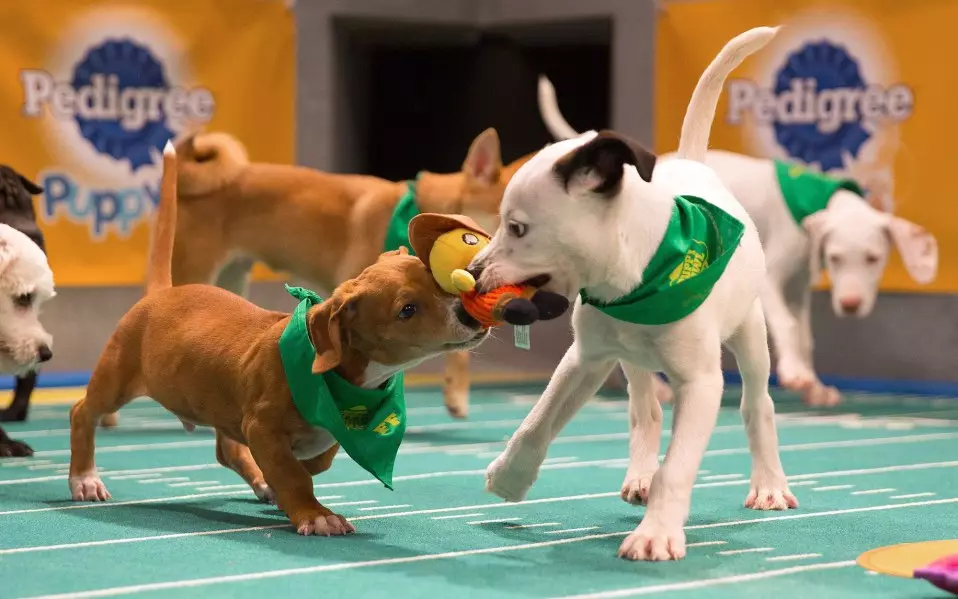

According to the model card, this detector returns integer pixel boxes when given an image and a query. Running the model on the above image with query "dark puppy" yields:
[0,166,46,456]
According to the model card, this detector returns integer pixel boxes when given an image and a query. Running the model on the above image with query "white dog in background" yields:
[539,74,939,408]
[470,26,795,561]
[0,224,55,376]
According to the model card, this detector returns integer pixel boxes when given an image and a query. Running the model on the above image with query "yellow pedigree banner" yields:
[0,0,293,286]
[656,0,958,292]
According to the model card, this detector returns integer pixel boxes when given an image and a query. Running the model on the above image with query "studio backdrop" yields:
[656,0,958,293]
[0,0,294,286]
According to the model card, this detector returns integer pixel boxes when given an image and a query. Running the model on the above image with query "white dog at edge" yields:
[539,57,939,408]
[0,224,55,375]
[468,26,795,561]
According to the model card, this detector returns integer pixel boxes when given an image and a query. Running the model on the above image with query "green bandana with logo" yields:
[580,195,745,326]
[382,175,422,254]
[774,159,864,225]
[278,285,406,489]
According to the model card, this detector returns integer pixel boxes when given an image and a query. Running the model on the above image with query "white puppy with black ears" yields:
[0,224,55,375]
[469,26,796,562]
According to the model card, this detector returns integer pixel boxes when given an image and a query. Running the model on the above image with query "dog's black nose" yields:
[467,264,484,281]
[37,345,52,363]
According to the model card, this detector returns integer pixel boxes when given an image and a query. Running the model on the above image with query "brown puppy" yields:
[69,142,487,536]
[164,129,532,420]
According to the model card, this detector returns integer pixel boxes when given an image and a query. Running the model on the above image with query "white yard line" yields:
[811,485,854,492]
[467,518,522,525]
[717,547,773,556]
[137,477,190,485]
[430,513,484,520]
[167,481,222,488]
[889,492,935,499]
[850,488,896,495]
[700,474,742,481]
[545,527,601,535]
[105,473,162,481]
[504,522,561,530]
[357,505,411,512]
[766,553,822,562]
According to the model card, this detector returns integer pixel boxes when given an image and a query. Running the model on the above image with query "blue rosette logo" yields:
[71,39,174,171]
[727,39,914,171]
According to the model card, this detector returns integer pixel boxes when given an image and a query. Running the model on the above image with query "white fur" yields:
[539,84,938,411]
[0,224,55,375]
[474,27,795,561]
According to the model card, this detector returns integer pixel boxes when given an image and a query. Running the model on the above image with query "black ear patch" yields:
[553,130,657,197]
[18,174,43,195]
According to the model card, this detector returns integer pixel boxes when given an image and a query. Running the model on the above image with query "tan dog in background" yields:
[70,142,488,537]
[100,129,528,427]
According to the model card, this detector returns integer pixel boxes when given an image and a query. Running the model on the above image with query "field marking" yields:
[546,527,601,535]
[549,561,857,599]
[193,484,249,492]
[717,547,773,556]
[357,504,411,512]
[504,522,561,530]
[889,492,935,499]
[430,513,483,520]
[785,481,819,487]
[685,540,727,548]
[137,477,190,484]
[766,553,822,562]
[4,459,51,468]
[468,518,522,525]
[105,473,161,481]
[167,481,222,488]
[325,500,376,508]
[811,485,854,492]
[701,474,742,481]
[850,488,896,495]
[0,464,221,486]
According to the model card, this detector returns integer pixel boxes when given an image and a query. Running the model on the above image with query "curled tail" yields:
[537,75,580,141]
[146,141,177,295]
[677,26,779,162]
[175,131,249,196]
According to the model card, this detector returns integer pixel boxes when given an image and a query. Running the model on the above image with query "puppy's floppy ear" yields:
[18,175,43,195]
[553,130,656,197]
[802,211,830,283]
[885,215,938,284]
[306,297,357,374]
[463,128,502,186]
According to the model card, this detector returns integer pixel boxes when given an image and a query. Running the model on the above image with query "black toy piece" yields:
[501,290,571,326]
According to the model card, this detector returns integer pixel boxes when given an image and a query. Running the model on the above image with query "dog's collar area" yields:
[773,159,864,226]
[278,284,406,489]
[382,173,427,255]
[580,195,745,326]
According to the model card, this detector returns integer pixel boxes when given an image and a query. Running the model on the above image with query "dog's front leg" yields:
[794,288,840,407]
[486,342,614,502]
[761,279,815,394]
[619,362,663,505]
[245,423,354,536]
[727,299,798,511]
[443,351,470,418]
[618,366,723,561]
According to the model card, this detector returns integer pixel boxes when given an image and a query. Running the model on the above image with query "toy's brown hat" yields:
[408,213,491,271]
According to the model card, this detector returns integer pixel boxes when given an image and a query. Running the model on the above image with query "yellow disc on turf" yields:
[857,540,958,578]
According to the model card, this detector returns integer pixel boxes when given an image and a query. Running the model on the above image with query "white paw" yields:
[802,383,841,407]
[485,445,544,502]
[253,483,275,504]
[618,520,687,561]
[443,389,469,419]
[296,513,355,536]
[620,471,657,506]
[777,359,816,393]
[69,474,111,502]
[745,479,799,510]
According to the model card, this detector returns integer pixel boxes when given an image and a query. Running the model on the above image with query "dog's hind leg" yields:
[215,430,273,503]
[485,342,615,502]
[0,373,36,422]
[69,364,138,501]
[618,362,663,506]
[725,299,797,511]
[212,256,254,298]
[443,351,470,418]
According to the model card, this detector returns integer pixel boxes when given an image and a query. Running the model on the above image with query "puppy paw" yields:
[802,383,841,407]
[653,376,674,404]
[618,521,687,561]
[443,388,469,419]
[69,474,111,502]
[745,479,798,511]
[253,483,276,504]
[777,360,816,393]
[0,438,33,457]
[99,412,119,428]
[620,470,657,506]
[485,446,544,502]
[295,512,355,536]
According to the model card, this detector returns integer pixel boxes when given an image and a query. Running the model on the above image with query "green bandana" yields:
[382,176,422,254]
[278,285,406,489]
[774,159,863,225]
[580,195,744,326]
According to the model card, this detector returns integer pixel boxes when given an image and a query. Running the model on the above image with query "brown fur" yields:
[162,128,534,419]
[69,144,486,536]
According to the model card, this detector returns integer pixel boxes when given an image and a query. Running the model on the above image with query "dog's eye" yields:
[13,293,33,308]
[397,304,417,320]
[865,254,880,265]
[508,220,528,238]
[828,255,842,266]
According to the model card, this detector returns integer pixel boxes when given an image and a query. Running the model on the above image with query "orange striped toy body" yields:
[460,285,537,328]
